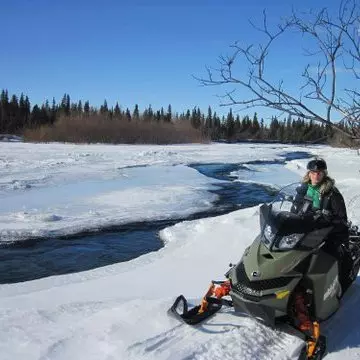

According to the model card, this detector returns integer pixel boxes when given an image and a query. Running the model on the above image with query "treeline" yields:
[0,90,350,144]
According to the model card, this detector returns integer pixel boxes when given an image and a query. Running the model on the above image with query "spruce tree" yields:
[100,100,108,114]
[77,100,83,114]
[165,104,172,122]
[126,108,132,121]
[205,106,212,129]
[251,112,260,134]
[84,101,90,115]
[133,104,139,120]
[114,102,121,118]
[225,108,235,139]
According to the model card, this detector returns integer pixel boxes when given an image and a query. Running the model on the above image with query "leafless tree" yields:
[197,0,360,142]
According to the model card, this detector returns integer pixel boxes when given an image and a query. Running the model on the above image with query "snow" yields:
[0,164,221,241]
[0,141,359,360]
[232,162,300,188]
[0,142,301,243]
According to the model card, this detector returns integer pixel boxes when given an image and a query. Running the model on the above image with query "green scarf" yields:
[306,184,321,209]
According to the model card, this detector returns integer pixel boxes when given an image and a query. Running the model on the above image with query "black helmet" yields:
[307,159,327,171]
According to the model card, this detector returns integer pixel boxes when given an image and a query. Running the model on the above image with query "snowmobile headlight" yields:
[264,225,275,242]
[262,225,276,249]
[277,233,303,250]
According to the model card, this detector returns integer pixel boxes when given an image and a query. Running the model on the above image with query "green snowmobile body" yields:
[169,183,360,359]
[226,218,341,327]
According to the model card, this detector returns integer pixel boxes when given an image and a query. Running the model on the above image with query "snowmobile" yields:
[169,183,360,360]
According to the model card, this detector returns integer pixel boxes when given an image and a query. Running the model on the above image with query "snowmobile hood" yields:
[242,235,309,280]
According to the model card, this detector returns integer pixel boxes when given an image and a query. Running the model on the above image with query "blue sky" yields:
[1,0,350,119]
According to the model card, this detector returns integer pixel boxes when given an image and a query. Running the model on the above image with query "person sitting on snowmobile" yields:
[292,158,351,291]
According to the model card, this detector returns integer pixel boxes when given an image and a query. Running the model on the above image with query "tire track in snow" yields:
[126,308,303,360]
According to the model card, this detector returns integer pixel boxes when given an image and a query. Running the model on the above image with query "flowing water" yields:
[0,151,312,283]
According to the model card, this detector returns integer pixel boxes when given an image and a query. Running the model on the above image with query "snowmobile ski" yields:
[168,281,233,325]
[168,295,223,325]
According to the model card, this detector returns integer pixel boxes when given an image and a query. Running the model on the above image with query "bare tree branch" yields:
[196,0,360,142]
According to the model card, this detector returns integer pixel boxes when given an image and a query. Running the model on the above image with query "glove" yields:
[296,183,308,196]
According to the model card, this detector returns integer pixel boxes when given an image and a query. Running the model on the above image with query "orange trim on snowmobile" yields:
[294,290,321,358]
[198,283,215,314]
[214,281,231,298]
[306,322,320,358]
[198,281,231,314]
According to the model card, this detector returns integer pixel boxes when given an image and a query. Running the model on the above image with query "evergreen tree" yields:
[205,106,213,130]
[211,111,221,139]
[133,104,139,120]
[84,101,90,115]
[31,105,41,127]
[8,94,19,132]
[234,114,241,136]
[100,99,108,114]
[60,93,70,116]
[165,104,172,122]
[126,108,132,121]
[19,93,26,128]
[190,107,201,129]
[49,98,57,124]
[160,107,165,121]
[0,90,9,132]
[143,105,151,122]
[77,100,83,114]
[24,96,31,127]
[241,115,250,131]
[225,108,235,139]
[269,116,280,139]
[114,102,121,118]
[70,102,78,114]
[0,89,8,103]
[251,112,260,134]
[148,104,154,119]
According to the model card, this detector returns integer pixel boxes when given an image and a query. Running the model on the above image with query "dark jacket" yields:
[294,179,351,285]
[292,179,348,241]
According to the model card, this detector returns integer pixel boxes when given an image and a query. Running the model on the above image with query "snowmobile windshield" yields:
[270,182,299,213]
[261,183,308,251]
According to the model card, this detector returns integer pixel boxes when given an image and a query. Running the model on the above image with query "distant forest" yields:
[0,89,351,145]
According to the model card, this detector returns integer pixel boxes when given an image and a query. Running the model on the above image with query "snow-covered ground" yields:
[0,142,359,360]
[0,142,302,242]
